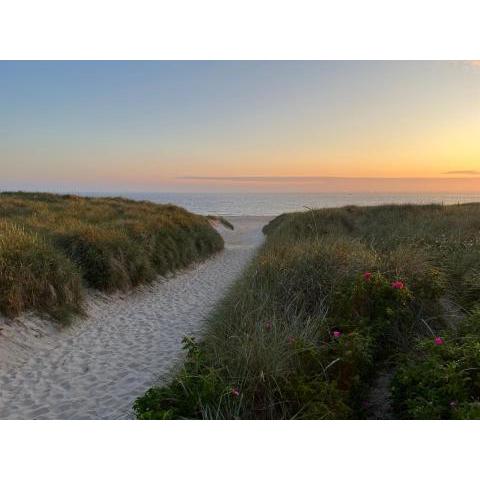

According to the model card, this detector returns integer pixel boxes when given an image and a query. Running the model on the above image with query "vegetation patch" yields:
[0,192,223,321]
[135,203,480,419]
[392,308,480,419]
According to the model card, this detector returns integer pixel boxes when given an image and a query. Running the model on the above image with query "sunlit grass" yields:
[0,192,223,321]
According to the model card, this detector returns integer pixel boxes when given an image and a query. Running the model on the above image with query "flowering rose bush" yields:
[391,311,480,419]
[332,272,416,354]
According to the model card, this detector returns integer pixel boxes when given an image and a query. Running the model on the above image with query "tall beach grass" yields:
[0,192,224,321]
[135,203,480,419]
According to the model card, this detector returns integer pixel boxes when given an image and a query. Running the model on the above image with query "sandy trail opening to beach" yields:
[0,216,271,419]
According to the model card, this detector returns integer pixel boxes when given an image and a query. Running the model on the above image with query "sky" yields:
[1,60,480,193]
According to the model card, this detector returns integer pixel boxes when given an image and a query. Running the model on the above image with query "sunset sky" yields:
[1,61,480,192]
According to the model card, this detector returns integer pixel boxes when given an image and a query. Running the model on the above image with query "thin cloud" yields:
[178,175,478,182]
[443,170,480,175]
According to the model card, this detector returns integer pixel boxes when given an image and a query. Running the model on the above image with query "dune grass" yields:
[0,192,223,321]
[135,203,480,419]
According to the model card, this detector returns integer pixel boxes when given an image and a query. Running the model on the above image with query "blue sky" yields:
[1,61,480,192]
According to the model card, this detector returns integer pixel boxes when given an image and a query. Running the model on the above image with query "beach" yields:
[0,216,271,419]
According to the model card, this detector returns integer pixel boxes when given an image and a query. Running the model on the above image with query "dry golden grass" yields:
[0,192,223,321]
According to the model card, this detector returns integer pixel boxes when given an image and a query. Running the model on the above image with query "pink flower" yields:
[434,336,444,345]
[450,400,458,408]
[333,330,341,338]
[363,272,372,281]
[265,321,272,331]
[391,280,404,289]
[231,387,240,397]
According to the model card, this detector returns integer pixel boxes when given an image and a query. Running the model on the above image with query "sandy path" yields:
[0,216,271,419]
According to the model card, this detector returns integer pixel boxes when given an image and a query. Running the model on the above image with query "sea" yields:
[87,192,480,217]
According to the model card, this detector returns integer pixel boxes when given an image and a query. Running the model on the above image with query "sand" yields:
[0,216,272,419]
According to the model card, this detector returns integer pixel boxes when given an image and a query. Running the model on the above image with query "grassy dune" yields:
[0,192,223,320]
[135,203,480,419]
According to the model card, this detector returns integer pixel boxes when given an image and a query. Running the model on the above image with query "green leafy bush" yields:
[391,310,480,419]
[134,337,232,420]
[134,333,370,420]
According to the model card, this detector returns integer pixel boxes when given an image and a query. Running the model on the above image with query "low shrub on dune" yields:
[392,307,480,419]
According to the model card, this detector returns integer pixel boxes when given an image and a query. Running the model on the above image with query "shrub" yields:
[134,333,364,420]
[134,337,231,419]
[391,311,480,419]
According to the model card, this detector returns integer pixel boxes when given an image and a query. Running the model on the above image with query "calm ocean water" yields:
[88,192,480,217]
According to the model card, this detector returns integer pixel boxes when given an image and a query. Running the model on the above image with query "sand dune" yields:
[0,216,271,419]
